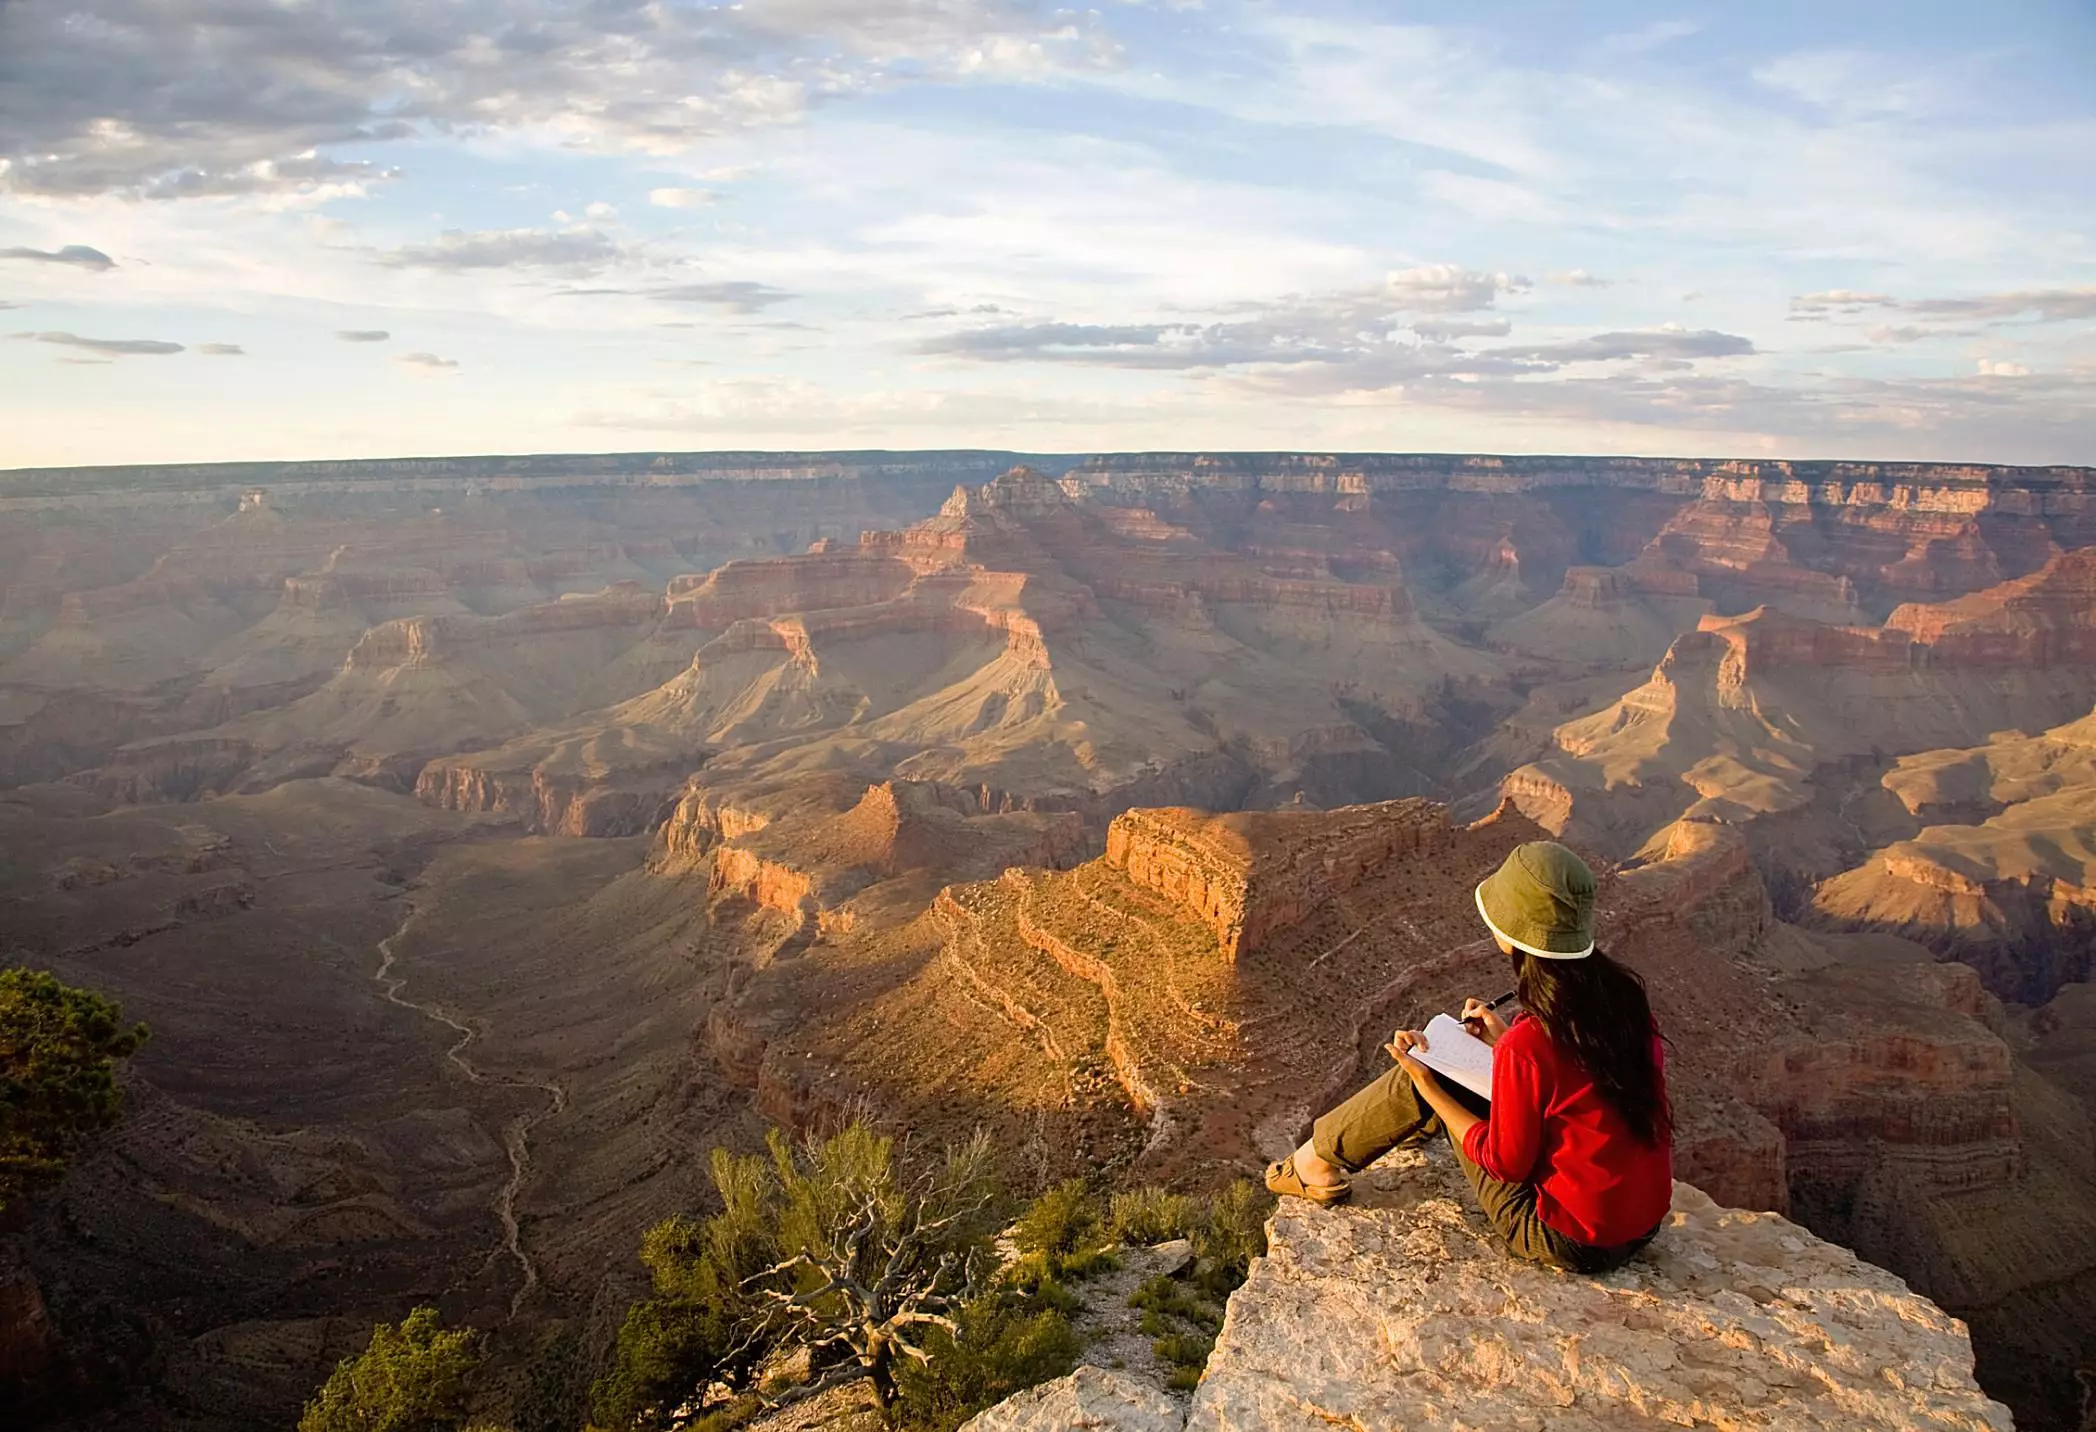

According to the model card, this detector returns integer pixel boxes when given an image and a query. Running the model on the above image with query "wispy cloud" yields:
[1791,287,2096,357]
[1488,327,1754,364]
[197,343,246,356]
[0,245,115,271]
[0,0,1117,201]
[14,331,184,356]
[395,351,460,370]
[655,281,796,313]
[649,188,717,209]
[375,227,625,272]
[1412,316,1512,341]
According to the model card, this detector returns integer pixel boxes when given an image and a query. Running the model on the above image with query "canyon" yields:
[3,449,2095,1429]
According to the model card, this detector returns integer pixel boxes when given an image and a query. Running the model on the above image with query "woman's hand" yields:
[1385,1028,1437,1089]
[1460,998,1510,1046]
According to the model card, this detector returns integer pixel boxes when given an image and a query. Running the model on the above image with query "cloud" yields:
[1412,316,1512,341]
[0,0,1119,200]
[1544,269,1610,287]
[336,329,391,343]
[649,187,718,209]
[654,281,797,313]
[13,330,184,356]
[917,322,1189,363]
[375,227,625,272]
[1794,287,2096,323]
[1977,359,2031,377]
[1752,50,1943,121]
[0,245,116,271]
[916,264,1550,371]
[1383,264,1530,313]
[1903,290,2096,323]
[1487,327,1754,364]
[196,343,246,356]
[395,351,460,370]
[1862,325,1962,345]
[134,154,394,202]
[0,301,21,311]
[1790,290,1896,315]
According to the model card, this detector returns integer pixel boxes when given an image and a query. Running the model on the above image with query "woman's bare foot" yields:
[1288,1140,1347,1188]
[1265,1152,1351,1206]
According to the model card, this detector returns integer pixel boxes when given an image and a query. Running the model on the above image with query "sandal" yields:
[1265,1155,1352,1206]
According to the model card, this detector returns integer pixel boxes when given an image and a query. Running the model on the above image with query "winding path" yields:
[374,905,566,1319]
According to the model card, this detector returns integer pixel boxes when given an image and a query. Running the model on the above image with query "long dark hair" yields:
[1513,948,1671,1146]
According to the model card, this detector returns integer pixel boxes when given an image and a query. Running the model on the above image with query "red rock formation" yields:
[1105,799,1498,962]
[1885,547,2096,666]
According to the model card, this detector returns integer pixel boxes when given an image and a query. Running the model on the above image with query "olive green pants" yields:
[1311,1065,1657,1275]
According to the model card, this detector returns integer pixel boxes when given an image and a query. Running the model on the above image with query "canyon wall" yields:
[1103,798,1460,960]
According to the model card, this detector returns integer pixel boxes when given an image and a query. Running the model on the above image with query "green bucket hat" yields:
[1475,841,1596,959]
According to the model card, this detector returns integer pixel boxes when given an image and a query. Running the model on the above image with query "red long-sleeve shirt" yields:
[1460,1014,1673,1247]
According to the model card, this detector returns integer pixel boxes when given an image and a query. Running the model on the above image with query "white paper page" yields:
[1411,1014,1495,1100]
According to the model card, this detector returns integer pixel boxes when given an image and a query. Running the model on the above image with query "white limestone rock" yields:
[1186,1145,2015,1431]
[959,1365,1186,1432]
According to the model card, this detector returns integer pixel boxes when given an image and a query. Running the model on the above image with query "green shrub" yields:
[300,1307,481,1432]
[1128,1275,1219,1334]
[0,967,147,1211]
[595,1124,1002,1424]
[590,1150,783,1430]
[1012,1178,1103,1269]
[1107,1186,1197,1247]
[890,1297,1081,1432]
[1151,1330,1215,1369]
[1190,1180,1270,1297]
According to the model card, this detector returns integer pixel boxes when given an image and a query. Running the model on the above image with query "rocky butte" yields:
[4,450,2096,1430]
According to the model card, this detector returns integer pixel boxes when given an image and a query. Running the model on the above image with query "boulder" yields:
[1185,1145,2014,1432]
[958,1365,1185,1432]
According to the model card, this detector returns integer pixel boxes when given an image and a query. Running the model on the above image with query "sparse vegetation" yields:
[299,1306,482,1432]
[1107,1186,1198,1247]
[889,1295,1082,1431]
[1118,1178,1273,1391]
[1190,1179,1270,1298]
[0,967,148,1211]
[1010,1176,1117,1281]
[595,1122,1084,1432]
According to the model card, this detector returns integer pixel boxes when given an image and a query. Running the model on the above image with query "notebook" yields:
[1408,1013,1496,1100]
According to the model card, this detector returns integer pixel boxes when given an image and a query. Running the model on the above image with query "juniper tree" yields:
[595,1123,1004,1426]
[0,966,148,1210]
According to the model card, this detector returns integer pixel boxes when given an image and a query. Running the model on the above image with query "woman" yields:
[1265,840,1672,1274]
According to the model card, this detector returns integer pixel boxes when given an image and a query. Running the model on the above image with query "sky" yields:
[1,0,2093,469]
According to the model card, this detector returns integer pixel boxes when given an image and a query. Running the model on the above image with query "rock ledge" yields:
[972,1145,2015,1431]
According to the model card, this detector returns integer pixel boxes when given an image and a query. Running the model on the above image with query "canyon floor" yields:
[3,450,2096,1430]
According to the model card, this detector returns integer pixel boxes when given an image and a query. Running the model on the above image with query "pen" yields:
[1463,990,1517,1036]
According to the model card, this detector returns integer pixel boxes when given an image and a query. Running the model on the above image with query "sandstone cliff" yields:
[1103,799,1484,961]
